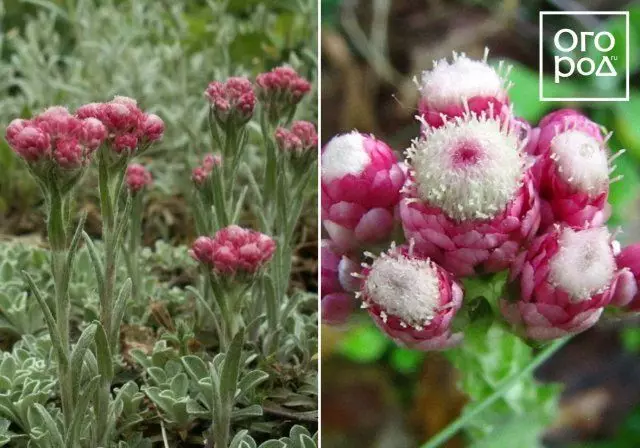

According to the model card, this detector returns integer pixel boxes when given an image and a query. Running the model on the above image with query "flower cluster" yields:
[191,153,222,187]
[76,96,164,154]
[126,163,153,193]
[256,66,312,121]
[322,50,636,349]
[190,225,276,276]
[275,121,318,156]
[205,77,256,127]
[205,66,311,128]
[6,106,106,173]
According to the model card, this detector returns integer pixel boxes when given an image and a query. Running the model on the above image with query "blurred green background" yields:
[321,0,640,447]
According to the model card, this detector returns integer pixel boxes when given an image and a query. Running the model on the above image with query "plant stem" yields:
[95,149,123,445]
[208,273,232,350]
[126,193,143,303]
[48,187,74,429]
[420,337,570,448]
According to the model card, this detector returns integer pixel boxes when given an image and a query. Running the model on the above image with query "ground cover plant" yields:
[0,1,318,446]
[320,48,640,447]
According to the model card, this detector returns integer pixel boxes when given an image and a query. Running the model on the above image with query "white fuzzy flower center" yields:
[364,254,440,327]
[409,117,524,221]
[551,130,608,194]
[420,55,504,109]
[321,132,370,182]
[549,227,614,302]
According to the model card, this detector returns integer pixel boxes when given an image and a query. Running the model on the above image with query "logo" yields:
[539,11,629,101]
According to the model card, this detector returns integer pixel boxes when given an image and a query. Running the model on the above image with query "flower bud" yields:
[321,132,406,251]
[613,243,640,309]
[256,66,311,121]
[205,77,256,127]
[322,293,356,325]
[140,113,164,142]
[417,50,510,128]
[503,226,618,340]
[321,240,361,296]
[126,163,153,193]
[530,109,612,229]
[400,114,539,276]
[358,244,463,351]
[190,225,276,277]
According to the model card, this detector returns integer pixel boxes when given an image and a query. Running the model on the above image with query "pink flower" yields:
[54,138,84,169]
[530,109,611,229]
[205,77,256,124]
[256,66,311,120]
[502,226,618,340]
[358,244,463,351]
[113,133,138,154]
[322,293,356,325]
[5,120,51,162]
[126,163,153,193]
[34,106,83,138]
[321,132,406,251]
[140,113,164,142]
[256,66,311,102]
[6,106,99,171]
[612,243,640,309]
[528,109,603,158]
[417,51,510,128]
[400,114,539,276]
[192,153,222,186]
[321,240,361,296]
[190,225,276,276]
[76,97,160,156]
[81,118,107,151]
[275,121,318,156]
[76,102,105,121]
[191,167,209,186]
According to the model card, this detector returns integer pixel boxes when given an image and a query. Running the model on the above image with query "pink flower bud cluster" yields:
[256,66,311,105]
[6,106,107,170]
[275,121,318,156]
[190,225,276,276]
[321,49,640,348]
[205,77,256,125]
[191,153,222,186]
[76,96,164,154]
[126,163,153,193]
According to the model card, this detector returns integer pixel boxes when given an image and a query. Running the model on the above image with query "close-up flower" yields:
[358,244,463,351]
[530,109,614,228]
[321,131,406,251]
[417,50,511,128]
[502,226,618,340]
[400,114,539,276]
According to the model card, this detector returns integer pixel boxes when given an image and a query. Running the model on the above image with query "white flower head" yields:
[321,132,370,183]
[550,227,615,302]
[364,249,441,328]
[407,114,525,221]
[418,49,510,109]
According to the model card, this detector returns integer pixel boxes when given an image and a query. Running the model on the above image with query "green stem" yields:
[420,337,570,448]
[207,273,232,350]
[48,186,74,429]
[126,194,143,303]
[95,149,123,445]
